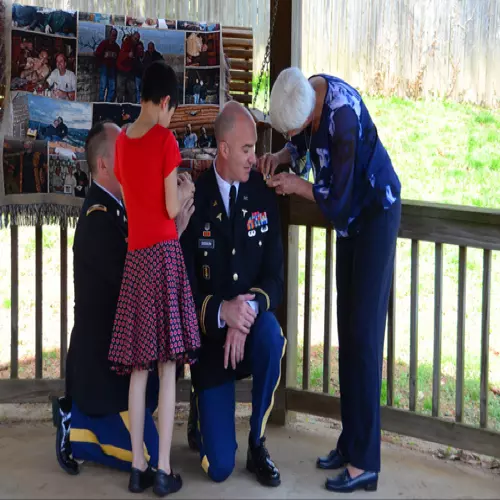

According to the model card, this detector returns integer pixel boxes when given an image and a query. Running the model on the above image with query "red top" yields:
[114,124,182,251]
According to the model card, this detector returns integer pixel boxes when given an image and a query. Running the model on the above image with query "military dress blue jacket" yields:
[286,73,401,237]
[180,166,284,391]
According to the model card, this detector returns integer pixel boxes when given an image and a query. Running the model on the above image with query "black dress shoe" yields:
[128,465,156,493]
[325,468,378,493]
[316,448,347,470]
[52,396,80,475]
[153,469,183,497]
[246,436,281,487]
[187,388,199,451]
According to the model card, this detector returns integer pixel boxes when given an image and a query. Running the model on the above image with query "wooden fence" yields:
[18,0,500,108]
[297,0,500,107]
[2,195,500,460]
[275,196,500,459]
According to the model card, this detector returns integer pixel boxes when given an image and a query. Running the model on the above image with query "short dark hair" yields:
[85,120,114,175]
[141,60,179,109]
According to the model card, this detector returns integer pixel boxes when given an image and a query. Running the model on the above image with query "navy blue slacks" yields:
[194,311,286,482]
[335,199,401,472]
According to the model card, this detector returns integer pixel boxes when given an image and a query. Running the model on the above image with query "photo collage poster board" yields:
[0,2,226,226]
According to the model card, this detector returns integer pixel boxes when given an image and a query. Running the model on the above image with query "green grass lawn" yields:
[1,95,500,432]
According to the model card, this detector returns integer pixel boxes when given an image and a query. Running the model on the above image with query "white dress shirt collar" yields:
[93,180,123,208]
[213,158,239,217]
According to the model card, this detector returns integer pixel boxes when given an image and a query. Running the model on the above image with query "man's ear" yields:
[96,156,107,176]
[219,141,230,159]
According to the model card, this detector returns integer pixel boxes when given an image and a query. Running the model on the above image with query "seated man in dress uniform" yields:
[52,121,195,476]
[180,101,286,487]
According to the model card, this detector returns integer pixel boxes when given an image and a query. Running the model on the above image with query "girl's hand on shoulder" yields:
[178,173,195,202]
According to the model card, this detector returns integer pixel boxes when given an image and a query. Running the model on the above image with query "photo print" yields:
[27,94,92,149]
[126,16,159,28]
[185,31,220,67]
[78,11,124,25]
[177,158,215,182]
[184,68,220,105]
[48,152,89,198]
[92,102,141,128]
[10,29,77,100]
[12,3,77,38]
[77,23,184,104]
[170,104,218,152]
[11,91,30,138]
[3,138,48,195]
[177,20,220,32]
[158,19,177,30]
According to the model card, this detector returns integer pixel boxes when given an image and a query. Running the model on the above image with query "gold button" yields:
[233,273,238,281]
[259,241,262,247]
[232,248,236,255]
[204,251,208,257]
[116,209,120,216]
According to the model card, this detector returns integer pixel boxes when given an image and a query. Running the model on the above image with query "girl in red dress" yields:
[108,61,200,496]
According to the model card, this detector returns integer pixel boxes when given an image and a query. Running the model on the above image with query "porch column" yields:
[269,0,302,426]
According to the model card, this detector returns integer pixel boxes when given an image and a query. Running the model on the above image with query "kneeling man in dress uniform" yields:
[181,101,286,487]
[52,121,194,475]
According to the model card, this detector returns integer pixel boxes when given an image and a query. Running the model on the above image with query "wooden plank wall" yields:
[222,27,253,106]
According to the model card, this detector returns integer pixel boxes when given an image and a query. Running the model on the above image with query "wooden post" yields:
[268,0,297,426]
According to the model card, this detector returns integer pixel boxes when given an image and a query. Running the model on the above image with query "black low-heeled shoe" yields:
[325,468,378,493]
[128,465,156,493]
[316,448,347,470]
[153,469,183,497]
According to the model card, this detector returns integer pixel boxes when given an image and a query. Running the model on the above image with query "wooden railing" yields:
[1,195,500,461]
[274,195,500,459]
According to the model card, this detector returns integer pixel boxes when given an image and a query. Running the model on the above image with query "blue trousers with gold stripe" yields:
[70,403,159,472]
[195,311,286,482]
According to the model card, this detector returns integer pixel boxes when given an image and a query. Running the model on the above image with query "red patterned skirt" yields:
[108,239,201,375]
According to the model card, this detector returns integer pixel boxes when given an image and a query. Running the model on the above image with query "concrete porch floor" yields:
[1,412,500,499]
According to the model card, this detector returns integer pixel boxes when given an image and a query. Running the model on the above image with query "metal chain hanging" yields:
[252,0,280,116]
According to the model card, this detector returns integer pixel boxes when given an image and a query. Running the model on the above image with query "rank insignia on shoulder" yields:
[202,265,210,280]
[86,204,107,216]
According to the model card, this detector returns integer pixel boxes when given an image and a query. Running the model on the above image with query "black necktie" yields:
[229,184,237,217]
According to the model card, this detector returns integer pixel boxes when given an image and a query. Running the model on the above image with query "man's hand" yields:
[224,327,247,370]
[176,195,195,238]
[220,294,257,334]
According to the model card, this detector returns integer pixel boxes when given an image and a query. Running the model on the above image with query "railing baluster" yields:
[302,226,313,390]
[387,252,396,407]
[60,223,68,379]
[323,228,333,394]
[410,239,419,412]
[10,225,19,379]
[456,246,467,423]
[432,242,443,417]
[35,225,43,379]
[480,249,491,429]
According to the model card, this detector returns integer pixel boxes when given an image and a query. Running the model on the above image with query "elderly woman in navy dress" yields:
[259,67,401,493]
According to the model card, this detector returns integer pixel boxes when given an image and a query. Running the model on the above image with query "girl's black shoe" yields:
[128,465,156,493]
[153,469,183,497]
